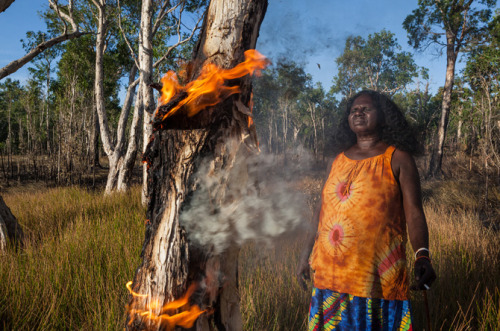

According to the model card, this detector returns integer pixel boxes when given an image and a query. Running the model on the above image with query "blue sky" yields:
[0,0,489,94]
[257,0,462,94]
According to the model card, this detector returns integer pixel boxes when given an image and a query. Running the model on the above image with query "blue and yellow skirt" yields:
[308,287,412,330]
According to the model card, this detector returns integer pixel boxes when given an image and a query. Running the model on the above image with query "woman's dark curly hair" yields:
[330,90,421,156]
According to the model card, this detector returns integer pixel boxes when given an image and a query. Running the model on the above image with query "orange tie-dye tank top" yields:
[310,145,409,300]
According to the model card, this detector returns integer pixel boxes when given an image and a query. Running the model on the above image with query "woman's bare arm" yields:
[392,149,436,290]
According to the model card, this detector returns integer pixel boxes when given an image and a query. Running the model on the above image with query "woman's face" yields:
[348,94,380,135]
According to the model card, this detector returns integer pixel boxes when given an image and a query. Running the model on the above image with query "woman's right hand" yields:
[296,255,311,290]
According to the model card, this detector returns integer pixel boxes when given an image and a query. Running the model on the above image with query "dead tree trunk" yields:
[126,0,267,330]
[0,195,24,251]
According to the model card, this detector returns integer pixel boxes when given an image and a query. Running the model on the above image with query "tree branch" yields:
[0,31,89,80]
[434,0,453,33]
[48,0,79,33]
[152,0,182,37]
[153,13,203,68]
[117,0,140,69]
[115,65,139,153]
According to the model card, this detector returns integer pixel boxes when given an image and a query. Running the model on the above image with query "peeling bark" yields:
[139,0,155,205]
[126,0,267,330]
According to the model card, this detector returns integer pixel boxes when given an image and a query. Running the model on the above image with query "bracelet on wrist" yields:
[414,247,430,259]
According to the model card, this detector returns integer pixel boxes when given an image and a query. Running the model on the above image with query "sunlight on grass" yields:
[0,180,499,329]
[0,186,145,330]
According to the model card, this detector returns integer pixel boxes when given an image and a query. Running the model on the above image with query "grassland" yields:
[0,171,499,330]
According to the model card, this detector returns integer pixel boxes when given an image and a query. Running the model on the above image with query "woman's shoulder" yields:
[391,147,418,179]
[392,147,415,162]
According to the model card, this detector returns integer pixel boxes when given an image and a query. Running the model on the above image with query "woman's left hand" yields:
[411,258,437,290]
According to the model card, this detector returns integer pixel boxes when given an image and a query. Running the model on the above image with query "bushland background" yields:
[1,0,499,330]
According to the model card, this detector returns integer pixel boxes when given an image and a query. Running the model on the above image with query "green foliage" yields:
[460,12,500,156]
[0,79,26,152]
[253,58,339,155]
[403,0,496,51]
[393,83,441,147]
[331,30,419,98]
[253,58,310,152]
[464,19,500,93]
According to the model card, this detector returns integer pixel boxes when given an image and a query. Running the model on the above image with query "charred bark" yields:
[127,0,267,330]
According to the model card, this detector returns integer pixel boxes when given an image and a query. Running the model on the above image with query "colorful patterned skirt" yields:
[308,287,412,331]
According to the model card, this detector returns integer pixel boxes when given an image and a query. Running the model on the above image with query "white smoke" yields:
[180,145,313,254]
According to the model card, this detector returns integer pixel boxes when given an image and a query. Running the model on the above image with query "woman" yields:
[297,90,436,330]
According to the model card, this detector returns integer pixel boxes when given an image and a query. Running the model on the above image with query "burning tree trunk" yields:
[0,195,24,252]
[126,0,268,330]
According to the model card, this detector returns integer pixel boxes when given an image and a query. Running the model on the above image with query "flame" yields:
[126,281,205,330]
[159,49,269,119]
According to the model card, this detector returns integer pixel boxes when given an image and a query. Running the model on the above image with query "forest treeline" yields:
[0,0,499,194]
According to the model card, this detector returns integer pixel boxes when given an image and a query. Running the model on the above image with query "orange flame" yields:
[159,49,269,119]
[126,281,205,330]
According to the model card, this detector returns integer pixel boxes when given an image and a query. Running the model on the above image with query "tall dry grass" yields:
[0,177,499,330]
[239,177,500,330]
[412,204,500,330]
[0,186,145,330]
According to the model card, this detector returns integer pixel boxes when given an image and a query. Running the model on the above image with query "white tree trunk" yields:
[309,102,318,158]
[139,0,155,205]
[117,87,144,192]
[428,33,457,177]
[92,0,143,194]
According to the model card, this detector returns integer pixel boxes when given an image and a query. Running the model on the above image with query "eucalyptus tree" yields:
[126,0,268,328]
[251,59,309,160]
[403,0,496,177]
[463,15,500,172]
[0,79,24,175]
[252,68,279,153]
[273,59,309,164]
[298,82,328,158]
[331,29,419,99]
[50,34,124,182]
[395,81,441,150]
[88,0,205,195]
[21,32,61,154]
